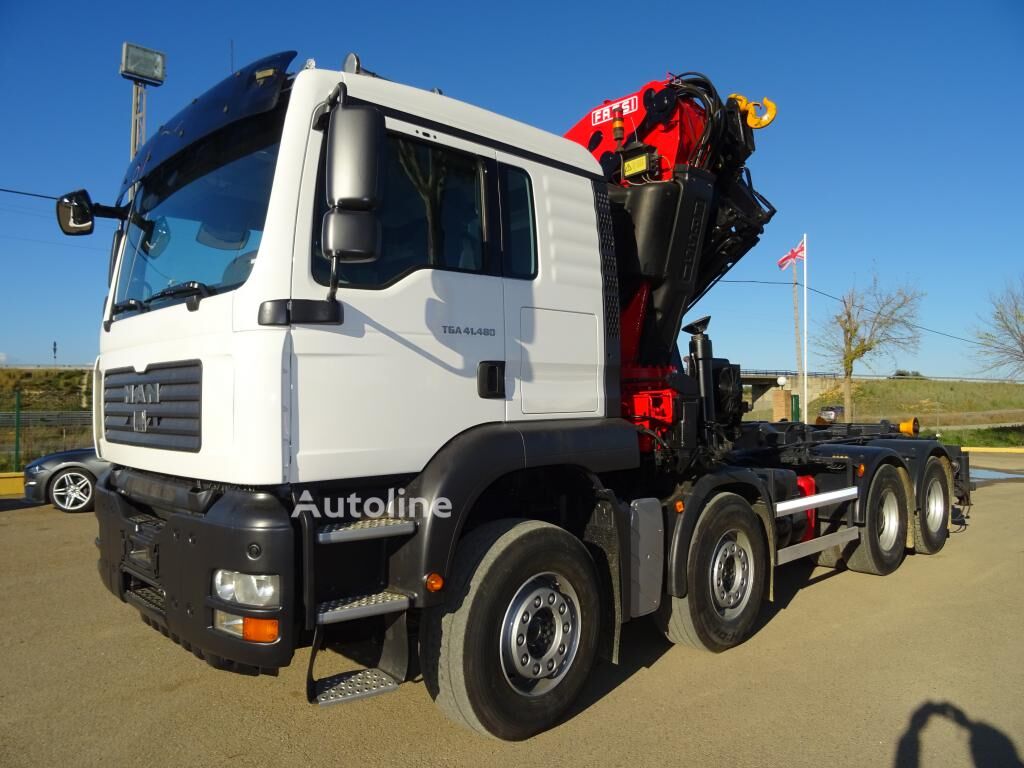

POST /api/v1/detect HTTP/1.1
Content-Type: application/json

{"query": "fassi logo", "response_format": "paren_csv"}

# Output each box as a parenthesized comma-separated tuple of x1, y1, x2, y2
(590, 96, 639, 127)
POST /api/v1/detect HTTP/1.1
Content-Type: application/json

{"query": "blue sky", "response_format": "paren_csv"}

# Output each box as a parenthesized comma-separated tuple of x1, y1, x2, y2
(1, 0, 1021, 376)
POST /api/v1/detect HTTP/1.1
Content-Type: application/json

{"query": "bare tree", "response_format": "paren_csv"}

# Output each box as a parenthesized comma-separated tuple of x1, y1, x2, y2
(975, 276, 1024, 379)
(821, 276, 923, 419)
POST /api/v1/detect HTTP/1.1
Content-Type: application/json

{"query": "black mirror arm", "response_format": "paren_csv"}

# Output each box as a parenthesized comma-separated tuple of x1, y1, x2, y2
(92, 202, 129, 222)
(326, 254, 341, 303)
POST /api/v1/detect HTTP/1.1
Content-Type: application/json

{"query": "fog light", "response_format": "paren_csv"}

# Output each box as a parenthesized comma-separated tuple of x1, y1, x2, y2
(212, 569, 280, 608)
(214, 609, 243, 638)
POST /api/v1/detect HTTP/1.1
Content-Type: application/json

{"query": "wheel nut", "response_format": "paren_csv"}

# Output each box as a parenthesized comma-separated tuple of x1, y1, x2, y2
(563, 623, 570, 632)
(522, 612, 529, 623)
(533, 664, 541, 675)
(558, 644, 565, 654)
(517, 634, 524, 646)
(547, 659, 555, 671)
(548, 593, 556, 604)
(558, 603, 566, 615)
(534, 597, 541, 608)
(521, 654, 528, 665)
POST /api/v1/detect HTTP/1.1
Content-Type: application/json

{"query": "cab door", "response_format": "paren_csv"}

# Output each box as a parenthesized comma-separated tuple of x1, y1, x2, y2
(495, 152, 604, 420)
(287, 117, 505, 482)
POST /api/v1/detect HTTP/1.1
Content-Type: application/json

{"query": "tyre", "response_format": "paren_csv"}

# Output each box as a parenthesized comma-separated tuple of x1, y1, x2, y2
(913, 457, 950, 555)
(655, 493, 767, 652)
(48, 468, 96, 513)
(420, 520, 600, 740)
(846, 464, 908, 575)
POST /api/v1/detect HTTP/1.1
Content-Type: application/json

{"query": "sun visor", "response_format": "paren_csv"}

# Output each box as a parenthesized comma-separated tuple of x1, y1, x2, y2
(119, 51, 297, 198)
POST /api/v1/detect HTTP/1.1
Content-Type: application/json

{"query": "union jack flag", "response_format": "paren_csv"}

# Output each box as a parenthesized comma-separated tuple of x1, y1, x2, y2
(777, 239, 806, 270)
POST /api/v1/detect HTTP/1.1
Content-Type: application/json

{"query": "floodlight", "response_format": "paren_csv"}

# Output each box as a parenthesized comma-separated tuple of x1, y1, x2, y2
(120, 43, 166, 86)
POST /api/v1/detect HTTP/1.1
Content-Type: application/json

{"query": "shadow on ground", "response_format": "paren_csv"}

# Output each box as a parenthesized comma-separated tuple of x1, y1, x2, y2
(0, 497, 43, 512)
(894, 701, 1023, 767)
(566, 556, 847, 725)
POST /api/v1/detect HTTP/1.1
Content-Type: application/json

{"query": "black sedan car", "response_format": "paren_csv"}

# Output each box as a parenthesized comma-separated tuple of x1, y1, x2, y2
(23, 448, 110, 513)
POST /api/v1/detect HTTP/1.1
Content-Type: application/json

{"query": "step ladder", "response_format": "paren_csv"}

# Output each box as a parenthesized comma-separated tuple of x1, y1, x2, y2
(301, 515, 417, 707)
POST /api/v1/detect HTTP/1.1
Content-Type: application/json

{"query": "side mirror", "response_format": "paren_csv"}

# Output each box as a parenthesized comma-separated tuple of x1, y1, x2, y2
(322, 209, 379, 263)
(325, 104, 384, 211)
(56, 189, 96, 236)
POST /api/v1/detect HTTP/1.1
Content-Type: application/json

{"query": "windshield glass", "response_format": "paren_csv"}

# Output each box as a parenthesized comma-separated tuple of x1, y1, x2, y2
(113, 105, 284, 313)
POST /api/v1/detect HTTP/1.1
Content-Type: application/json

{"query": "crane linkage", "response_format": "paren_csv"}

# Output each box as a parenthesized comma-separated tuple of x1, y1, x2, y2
(565, 73, 778, 462)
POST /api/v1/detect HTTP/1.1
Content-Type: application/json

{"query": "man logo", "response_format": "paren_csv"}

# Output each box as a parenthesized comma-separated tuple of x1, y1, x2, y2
(124, 383, 160, 432)
(124, 383, 160, 404)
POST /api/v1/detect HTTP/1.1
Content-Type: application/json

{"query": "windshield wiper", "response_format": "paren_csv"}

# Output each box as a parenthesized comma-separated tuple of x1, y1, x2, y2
(144, 280, 216, 308)
(110, 298, 149, 316)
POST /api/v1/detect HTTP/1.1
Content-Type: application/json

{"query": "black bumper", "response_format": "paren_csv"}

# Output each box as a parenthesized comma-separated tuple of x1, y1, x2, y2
(23, 472, 46, 504)
(95, 469, 298, 672)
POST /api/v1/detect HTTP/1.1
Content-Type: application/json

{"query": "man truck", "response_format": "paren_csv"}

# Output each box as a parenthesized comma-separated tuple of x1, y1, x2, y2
(56, 51, 971, 740)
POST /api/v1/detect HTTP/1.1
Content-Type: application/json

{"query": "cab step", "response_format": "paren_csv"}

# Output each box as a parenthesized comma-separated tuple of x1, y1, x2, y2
(312, 667, 399, 706)
(317, 517, 416, 544)
(316, 590, 410, 625)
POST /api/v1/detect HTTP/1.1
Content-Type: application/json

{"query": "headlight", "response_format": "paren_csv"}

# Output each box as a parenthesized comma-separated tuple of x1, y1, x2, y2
(26, 464, 46, 475)
(212, 570, 280, 608)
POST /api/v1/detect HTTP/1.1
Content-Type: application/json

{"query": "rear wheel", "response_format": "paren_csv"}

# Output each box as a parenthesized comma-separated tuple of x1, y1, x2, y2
(49, 468, 95, 513)
(656, 493, 767, 652)
(420, 520, 600, 740)
(846, 464, 908, 575)
(913, 457, 950, 554)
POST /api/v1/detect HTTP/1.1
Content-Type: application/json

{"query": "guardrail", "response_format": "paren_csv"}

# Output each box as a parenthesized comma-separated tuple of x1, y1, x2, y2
(740, 370, 1022, 384)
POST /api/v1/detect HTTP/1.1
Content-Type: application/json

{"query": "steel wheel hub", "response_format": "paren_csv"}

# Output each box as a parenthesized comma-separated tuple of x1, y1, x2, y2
(709, 529, 754, 618)
(925, 478, 945, 531)
(878, 489, 900, 550)
(52, 472, 91, 511)
(500, 572, 581, 697)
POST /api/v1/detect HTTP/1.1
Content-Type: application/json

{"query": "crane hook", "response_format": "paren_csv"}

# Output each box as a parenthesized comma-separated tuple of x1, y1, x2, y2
(728, 93, 777, 129)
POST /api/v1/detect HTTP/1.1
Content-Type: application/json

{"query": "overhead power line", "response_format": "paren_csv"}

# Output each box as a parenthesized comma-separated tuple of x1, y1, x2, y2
(0, 187, 58, 201)
(719, 279, 984, 348)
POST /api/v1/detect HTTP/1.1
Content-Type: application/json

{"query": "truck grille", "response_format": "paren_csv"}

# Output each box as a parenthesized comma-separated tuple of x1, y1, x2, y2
(104, 361, 202, 452)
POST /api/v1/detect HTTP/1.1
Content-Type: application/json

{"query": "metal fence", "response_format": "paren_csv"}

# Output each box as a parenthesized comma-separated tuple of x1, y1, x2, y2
(0, 372, 94, 471)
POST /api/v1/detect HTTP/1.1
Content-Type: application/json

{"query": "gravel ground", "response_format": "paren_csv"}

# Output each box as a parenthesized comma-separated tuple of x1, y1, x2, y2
(1, 474, 1021, 768)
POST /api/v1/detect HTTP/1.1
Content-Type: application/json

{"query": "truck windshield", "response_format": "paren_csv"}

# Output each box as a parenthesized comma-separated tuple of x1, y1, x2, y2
(112, 105, 284, 314)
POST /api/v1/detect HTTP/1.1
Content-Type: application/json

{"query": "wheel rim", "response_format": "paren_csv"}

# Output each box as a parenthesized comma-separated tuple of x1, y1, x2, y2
(52, 471, 92, 511)
(499, 571, 581, 697)
(925, 477, 946, 531)
(877, 489, 900, 550)
(708, 529, 754, 619)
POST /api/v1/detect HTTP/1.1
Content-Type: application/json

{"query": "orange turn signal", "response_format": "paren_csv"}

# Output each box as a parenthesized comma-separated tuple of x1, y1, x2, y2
(674, 500, 685, 513)
(425, 572, 445, 593)
(242, 617, 279, 643)
(857, 463, 866, 478)
(899, 417, 920, 437)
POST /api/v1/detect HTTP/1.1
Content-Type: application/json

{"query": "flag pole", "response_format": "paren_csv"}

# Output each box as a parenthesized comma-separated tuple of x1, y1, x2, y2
(802, 233, 808, 420)
(791, 259, 802, 416)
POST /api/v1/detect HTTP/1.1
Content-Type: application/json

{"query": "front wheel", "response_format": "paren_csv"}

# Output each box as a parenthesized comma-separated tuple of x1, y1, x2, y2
(656, 493, 767, 652)
(420, 520, 600, 740)
(49, 468, 95, 513)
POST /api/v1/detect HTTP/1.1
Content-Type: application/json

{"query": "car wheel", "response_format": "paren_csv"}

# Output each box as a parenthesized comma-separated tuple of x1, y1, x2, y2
(49, 468, 96, 513)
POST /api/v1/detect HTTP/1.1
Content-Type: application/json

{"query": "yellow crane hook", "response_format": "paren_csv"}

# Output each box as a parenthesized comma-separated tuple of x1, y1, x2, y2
(728, 93, 777, 129)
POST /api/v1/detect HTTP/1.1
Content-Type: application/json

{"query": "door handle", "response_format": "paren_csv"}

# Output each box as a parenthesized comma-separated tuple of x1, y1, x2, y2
(477, 361, 506, 399)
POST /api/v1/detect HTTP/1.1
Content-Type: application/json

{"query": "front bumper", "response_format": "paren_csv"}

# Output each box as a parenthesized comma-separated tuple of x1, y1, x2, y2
(23, 472, 46, 504)
(95, 469, 298, 672)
